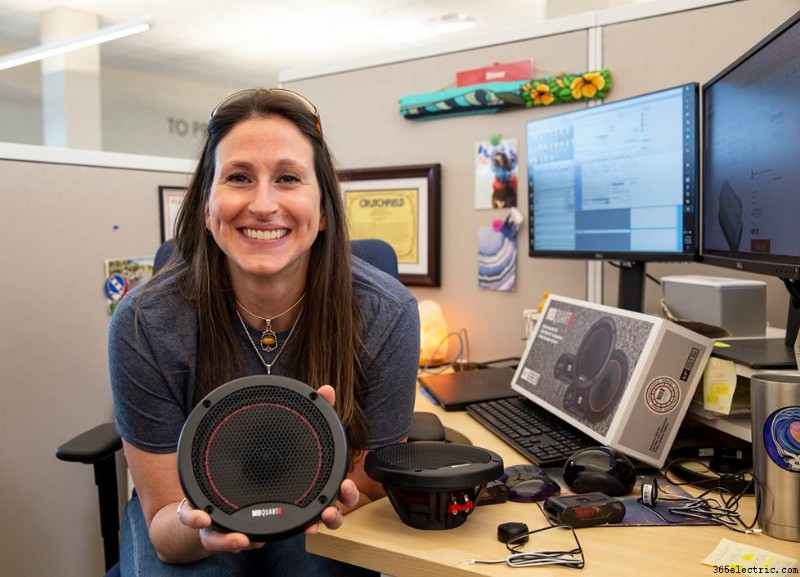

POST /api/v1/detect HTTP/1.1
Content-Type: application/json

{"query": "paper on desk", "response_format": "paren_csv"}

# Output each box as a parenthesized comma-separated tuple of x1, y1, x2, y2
(702, 538, 797, 570)
(702, 357, 738, 414)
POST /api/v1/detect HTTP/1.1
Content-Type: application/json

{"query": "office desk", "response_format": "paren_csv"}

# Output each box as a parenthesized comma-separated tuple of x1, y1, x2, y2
(306, 388, 798, 576)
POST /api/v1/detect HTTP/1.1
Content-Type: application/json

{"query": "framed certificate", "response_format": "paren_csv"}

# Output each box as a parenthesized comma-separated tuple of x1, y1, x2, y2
(339, 164, 441, 287)
(159, 186, 187, 242)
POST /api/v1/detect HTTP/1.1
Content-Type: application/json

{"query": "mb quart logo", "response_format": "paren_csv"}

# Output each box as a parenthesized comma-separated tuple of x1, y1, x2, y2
(251, 507, 283, 517)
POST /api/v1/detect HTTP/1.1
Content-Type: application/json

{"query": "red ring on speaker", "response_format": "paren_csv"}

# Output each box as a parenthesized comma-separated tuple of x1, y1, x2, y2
(204, 402, 323, 509)
(588, 349, 628, 416)
(177, 375, 348, 540)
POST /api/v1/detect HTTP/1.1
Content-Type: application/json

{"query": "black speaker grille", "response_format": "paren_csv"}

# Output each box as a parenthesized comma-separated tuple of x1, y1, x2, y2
(191, 385, 336, 514)
(375, 442, 493, 470)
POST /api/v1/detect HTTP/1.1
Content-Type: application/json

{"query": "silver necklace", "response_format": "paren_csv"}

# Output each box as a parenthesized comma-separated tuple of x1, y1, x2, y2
(236, 306, 303, 375)
(235, 293, 305, 352)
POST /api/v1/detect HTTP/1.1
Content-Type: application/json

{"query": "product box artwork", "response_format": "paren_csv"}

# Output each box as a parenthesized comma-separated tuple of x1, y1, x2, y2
(512, 294, 713, 468)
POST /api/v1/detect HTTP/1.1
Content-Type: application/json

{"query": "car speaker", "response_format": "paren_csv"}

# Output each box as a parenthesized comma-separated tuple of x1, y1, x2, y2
(365, 441, 503, 530)
(177, 375, 348, 540)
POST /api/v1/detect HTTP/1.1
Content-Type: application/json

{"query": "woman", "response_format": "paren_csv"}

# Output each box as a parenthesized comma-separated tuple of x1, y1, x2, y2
(109, 88, 420, 576)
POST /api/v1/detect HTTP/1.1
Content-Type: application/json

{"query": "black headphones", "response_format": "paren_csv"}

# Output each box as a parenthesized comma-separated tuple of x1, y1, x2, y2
(563, 446, 637, 496)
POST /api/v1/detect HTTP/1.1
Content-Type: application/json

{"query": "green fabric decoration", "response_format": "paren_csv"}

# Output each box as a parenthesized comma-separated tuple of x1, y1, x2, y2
(399, 69, 612, 120)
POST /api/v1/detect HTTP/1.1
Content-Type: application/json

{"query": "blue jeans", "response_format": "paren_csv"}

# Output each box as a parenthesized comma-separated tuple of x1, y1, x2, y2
(120, 495, 378, 577)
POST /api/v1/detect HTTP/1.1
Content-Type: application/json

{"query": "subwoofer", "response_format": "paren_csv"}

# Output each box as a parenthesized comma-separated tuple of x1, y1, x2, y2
(177, 375, 348, 540)
(365, 441, 503, 530)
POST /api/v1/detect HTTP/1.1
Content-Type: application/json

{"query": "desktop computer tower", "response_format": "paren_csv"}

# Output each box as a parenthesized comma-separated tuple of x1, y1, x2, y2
(660, 275, 767, 337)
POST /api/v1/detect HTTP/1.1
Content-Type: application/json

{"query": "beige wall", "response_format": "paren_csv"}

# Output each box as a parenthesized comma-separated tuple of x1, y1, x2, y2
(288, 0, 800, 363)
(288, 30, 591, 363)
(0, 157, 191, 577)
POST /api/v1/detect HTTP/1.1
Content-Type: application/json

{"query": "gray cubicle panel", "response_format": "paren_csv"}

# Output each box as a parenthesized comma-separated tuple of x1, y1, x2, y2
(288, 26, 591, 364)
(0, 156, 190, 577)
(288, 0, 798, 359)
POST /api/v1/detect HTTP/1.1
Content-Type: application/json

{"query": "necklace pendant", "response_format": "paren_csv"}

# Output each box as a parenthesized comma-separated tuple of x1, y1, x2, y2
(261, 330, 278, 352)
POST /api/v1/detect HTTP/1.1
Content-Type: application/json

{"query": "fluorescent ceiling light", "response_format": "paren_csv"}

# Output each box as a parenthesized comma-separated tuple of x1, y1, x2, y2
(380, 13, 477, 43)
(428, 13, 477, 34)
(0, 17, 152, 71)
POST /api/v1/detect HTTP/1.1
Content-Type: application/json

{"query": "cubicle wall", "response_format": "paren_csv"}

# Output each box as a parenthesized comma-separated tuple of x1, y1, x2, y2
(2, 2, 799, 576)
(0, 153, 191, 577)
(288, 28, 591, 363)
(287, 0, 799, 362)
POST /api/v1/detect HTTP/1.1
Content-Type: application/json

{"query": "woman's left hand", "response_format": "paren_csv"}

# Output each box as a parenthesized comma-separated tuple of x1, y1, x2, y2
(304, 384, 362, 535)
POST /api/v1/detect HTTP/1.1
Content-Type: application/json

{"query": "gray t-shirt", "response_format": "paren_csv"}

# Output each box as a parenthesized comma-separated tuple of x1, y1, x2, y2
(109, 256, 420, 454)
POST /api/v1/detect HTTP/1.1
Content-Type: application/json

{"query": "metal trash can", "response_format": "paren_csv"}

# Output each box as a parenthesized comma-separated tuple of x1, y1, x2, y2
(750, 373, 800, 541)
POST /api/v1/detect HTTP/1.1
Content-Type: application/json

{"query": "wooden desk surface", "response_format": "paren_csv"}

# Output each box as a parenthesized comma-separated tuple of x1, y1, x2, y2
(306, 387, 798, 576)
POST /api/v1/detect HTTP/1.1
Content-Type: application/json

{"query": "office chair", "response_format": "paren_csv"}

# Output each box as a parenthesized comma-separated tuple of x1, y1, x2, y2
(56, 238, 421, 577)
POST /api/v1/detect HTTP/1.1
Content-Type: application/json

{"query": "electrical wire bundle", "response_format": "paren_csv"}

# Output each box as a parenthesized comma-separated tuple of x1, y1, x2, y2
(638, 475, 761, 535)
(419, 327, 520, 374)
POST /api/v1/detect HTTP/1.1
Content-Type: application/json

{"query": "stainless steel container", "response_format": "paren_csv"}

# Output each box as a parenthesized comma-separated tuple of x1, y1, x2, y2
(750, 373, 800, 541)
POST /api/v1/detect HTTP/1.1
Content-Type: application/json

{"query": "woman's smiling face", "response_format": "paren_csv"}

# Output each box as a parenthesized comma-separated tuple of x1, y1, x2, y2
(205, 115, 326, 285)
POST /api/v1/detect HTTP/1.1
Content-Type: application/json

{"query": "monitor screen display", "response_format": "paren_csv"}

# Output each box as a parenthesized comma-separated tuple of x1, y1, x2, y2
(701, 11, 800, 281)
(527, 83, 699, 262)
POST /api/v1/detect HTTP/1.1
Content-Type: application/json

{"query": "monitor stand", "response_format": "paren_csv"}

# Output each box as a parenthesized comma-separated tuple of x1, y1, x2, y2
(617, 261, 646, 313)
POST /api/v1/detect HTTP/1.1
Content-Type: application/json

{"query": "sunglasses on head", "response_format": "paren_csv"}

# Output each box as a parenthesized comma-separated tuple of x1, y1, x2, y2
(210, 88, 322, 134)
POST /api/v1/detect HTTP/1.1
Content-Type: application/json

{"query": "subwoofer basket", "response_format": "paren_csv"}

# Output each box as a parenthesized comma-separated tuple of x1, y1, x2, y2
(177, 375, 348, 540)
(365, 441, 503, 530)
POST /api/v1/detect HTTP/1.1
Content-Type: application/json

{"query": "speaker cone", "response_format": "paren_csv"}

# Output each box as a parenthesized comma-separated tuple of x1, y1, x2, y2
(177, 375, 348, 540)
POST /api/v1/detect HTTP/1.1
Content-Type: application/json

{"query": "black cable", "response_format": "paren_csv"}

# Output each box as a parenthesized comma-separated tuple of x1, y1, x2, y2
(639, 462, 763, 534)
(463, 524, 585, 569)
(607, 260, 661, 285)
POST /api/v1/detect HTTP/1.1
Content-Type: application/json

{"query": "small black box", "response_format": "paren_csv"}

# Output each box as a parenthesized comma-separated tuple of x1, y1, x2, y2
(543, 492, 626, 528)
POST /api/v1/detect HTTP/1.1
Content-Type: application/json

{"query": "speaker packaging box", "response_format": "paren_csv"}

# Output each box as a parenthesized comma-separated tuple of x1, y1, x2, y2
(512, 294, 713, 468)
(661, 275, 767, 337)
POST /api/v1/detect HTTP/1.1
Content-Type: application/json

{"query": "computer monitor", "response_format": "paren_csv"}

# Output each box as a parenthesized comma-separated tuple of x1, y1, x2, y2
(526, 83, 699, 312)
(701, 10, 800, 368)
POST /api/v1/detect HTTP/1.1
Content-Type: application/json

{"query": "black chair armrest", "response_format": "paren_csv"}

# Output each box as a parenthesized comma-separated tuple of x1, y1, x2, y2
(56, 422, 122, 464)
(56, 422, 122, 571)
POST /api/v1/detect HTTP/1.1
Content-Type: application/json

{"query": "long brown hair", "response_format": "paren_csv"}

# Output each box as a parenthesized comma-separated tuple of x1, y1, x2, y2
(165, 89, 369, 452)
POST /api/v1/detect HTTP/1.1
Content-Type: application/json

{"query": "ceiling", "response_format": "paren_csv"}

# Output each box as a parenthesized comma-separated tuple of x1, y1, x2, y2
(0, 0, 658, 86)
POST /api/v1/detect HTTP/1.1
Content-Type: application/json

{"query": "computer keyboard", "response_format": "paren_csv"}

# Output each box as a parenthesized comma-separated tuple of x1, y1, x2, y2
(466, 396, 596, 467)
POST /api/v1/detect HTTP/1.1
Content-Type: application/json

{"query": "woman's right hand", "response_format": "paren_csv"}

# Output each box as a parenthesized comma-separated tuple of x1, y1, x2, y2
(177, 500, 265, 553)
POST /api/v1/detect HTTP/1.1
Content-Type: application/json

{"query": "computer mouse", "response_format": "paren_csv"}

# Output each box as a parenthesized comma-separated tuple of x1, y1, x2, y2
(562, 446, 636, 496)
(500, 464, 562, 502)
(508, 477, 561, 503)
